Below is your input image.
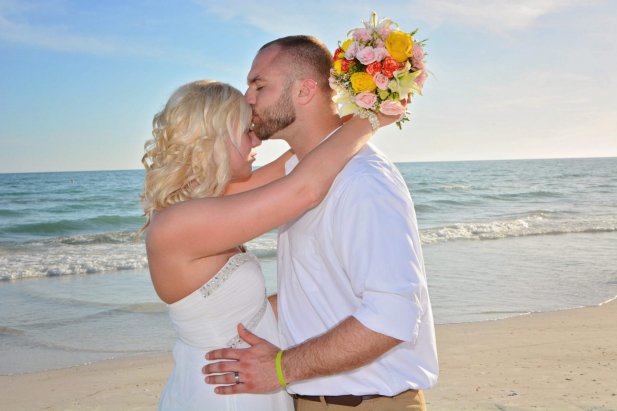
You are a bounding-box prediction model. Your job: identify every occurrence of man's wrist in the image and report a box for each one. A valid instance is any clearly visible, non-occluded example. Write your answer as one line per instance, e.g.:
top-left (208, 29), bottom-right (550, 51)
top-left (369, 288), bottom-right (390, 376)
top-left (275, 350), bottom-right (287, 387)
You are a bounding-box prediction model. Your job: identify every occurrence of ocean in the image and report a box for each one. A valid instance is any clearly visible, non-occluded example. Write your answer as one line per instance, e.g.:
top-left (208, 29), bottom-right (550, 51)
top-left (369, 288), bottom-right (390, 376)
top-left (1, 157), bottom-right (616, 374)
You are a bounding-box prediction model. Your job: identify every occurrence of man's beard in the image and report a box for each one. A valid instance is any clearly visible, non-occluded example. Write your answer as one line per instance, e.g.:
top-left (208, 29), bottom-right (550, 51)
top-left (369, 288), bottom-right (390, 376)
top-left (252, 84), bottom-right (296, 141)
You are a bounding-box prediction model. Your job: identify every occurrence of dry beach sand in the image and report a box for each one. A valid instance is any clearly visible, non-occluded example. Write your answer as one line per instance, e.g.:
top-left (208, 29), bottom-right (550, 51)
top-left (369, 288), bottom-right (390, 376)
top-left (2, 300), bottom-right (616, 411)
top-left (426, 298), bottom-right (617, 410)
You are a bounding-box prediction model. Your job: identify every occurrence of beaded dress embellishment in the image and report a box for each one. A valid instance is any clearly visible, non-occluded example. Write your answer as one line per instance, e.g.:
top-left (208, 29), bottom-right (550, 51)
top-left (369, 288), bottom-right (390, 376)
top-left (199, 252), bottom-right (256, 298)
top-left (226, 299), bottom-right (268, 348)
top-left (198, 252), bottom-right (268, 348)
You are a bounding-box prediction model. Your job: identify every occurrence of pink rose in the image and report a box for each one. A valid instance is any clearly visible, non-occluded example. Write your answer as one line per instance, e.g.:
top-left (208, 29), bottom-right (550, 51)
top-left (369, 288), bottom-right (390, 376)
top-left (416, 70), bottom-right (428, 90)
top-left (344, 41), bottom-right (360, 59)
top-left (374, 38), bottom-right (385, 48)
top-left (414, 58), bottom-right (425, 71)
top-left (374, 72), bottom-right (389, 90)
top-left (412, 42), bottom-right (425, 69)
top-left (380, 99), bottom-right (406, 116)
top-left (355, 91), bottom-right (377, 109)
top-left (356, 46), bottom-right (376, 65)
top-left (373, 47), bottom-right (389, 62)
top-left (353, 28), bottom-right (372, 42)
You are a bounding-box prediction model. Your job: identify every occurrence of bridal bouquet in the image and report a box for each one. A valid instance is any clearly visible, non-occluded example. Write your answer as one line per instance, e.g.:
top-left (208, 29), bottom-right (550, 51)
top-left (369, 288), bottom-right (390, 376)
top-left (329, 12), bottom-right (427, 129)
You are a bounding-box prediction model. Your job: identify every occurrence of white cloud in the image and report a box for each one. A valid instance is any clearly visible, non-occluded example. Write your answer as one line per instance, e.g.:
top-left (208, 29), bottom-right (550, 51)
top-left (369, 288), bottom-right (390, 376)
top-left (197, 0), bottom-right (604, 35)
top-left (194, 0), bottom-right (409, 37)
top-left (0, 17), bottom-right (117, 54)
top-left (195, 0), bottom-right (337, 35)
top-left (0, 2), bottom-right (161, 57)
top-left (415, 0), bottom-right (598, 32)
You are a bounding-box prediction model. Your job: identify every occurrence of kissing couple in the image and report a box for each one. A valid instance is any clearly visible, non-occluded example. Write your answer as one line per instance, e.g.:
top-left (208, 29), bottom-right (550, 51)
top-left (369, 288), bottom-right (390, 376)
top-left (141, 35), bottom-right (438, 411)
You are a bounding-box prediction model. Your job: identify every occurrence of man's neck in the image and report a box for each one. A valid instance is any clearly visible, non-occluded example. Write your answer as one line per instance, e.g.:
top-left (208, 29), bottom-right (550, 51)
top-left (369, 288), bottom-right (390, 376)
top-left (283, 114), bottom-right (344, 160)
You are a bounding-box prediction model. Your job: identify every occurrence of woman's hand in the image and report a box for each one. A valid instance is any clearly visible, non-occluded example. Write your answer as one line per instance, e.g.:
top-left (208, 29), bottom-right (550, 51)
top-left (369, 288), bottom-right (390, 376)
top-left (341, 98), bottom-right (410, 130)
top-left (376, 98), bottom-right (410, 128)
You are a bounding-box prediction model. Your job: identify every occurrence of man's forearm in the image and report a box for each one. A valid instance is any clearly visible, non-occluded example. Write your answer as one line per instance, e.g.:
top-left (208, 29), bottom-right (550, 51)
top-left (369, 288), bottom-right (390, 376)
top-left (281, 316), bottom-right (401, 383)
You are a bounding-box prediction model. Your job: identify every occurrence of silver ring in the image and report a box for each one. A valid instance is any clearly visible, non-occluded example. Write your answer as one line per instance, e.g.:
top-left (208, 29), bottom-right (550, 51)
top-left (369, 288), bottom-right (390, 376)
top-left (234, 371), bottom-right (240, 384)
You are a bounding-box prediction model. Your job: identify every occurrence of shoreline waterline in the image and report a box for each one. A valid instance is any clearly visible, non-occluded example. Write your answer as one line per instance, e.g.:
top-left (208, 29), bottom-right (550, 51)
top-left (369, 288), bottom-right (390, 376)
top-left (1, 261), bottom-right (615, 377)
top-left (0, 295), bottom-right (610, 377)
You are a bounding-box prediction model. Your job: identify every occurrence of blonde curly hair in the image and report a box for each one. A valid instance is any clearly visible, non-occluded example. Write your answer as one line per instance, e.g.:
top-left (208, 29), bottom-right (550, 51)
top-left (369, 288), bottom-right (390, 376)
top-left (140, 80), bottom-right (251, 233)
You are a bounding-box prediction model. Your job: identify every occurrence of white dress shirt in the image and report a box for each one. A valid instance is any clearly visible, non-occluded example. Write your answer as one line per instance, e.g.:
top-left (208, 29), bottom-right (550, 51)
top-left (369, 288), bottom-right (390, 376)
top-left (277, 141), bottom-right (439, 396)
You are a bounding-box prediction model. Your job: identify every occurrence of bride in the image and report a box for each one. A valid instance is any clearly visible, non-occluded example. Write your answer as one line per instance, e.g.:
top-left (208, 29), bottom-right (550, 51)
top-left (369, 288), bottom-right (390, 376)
top-left (140, 80), bottom-right (393, 410)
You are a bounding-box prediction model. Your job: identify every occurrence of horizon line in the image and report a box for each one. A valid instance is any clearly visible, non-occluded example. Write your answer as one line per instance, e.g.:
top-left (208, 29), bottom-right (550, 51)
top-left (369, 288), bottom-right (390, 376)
top-left (1, 155), bottom-right (616, 175)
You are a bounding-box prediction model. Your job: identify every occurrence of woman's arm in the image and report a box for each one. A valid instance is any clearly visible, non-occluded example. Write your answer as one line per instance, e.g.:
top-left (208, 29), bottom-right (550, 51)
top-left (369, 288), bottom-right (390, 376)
top-left (224, 149), bottom-right (294, 195)
top-left (147, 114), bottom-right (393, 260)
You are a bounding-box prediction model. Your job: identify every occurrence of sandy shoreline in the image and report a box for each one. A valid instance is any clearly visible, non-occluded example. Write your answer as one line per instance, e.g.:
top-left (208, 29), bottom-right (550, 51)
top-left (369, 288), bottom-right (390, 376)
top-left (2, 301), bottom-right (616, 411)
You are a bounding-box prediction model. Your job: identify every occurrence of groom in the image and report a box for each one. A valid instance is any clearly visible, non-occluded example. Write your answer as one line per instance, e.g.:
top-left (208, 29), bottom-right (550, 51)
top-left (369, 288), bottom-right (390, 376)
top-left (204, 35), bottom-right (438, 410)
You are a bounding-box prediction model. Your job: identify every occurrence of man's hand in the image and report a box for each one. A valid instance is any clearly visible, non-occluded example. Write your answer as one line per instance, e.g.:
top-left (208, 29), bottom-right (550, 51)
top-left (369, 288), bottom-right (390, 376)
top-left (203, 324), bottom-right (280, 394)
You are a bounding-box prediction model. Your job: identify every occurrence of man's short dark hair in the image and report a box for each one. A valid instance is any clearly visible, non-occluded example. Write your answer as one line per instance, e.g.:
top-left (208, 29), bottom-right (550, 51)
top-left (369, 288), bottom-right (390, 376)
top-left (260, 35), bottom-right (333, 93)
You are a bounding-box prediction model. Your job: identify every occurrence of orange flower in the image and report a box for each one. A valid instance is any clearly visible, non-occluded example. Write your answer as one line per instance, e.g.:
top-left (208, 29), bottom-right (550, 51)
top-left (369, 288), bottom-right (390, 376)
top-left (365, 61), bottom-right (382, 76)
top-left (382, 56), bottom-right (401, 78)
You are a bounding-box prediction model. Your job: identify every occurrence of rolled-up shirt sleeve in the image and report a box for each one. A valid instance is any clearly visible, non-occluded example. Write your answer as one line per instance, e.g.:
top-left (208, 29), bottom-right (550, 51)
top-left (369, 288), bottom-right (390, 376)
top-left (332, 173), bottom-right (428, 343)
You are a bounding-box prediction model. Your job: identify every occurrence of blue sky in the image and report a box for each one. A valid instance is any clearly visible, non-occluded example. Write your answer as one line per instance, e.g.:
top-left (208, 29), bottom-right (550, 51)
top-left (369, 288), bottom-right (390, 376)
top-left (1, 0), bottom-right (616, 173)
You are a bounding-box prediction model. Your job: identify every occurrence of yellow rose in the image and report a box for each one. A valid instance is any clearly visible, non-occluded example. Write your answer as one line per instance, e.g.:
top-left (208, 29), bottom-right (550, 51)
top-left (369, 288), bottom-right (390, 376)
top-left (341, 38), bottom-right (353, 51)
top-left (385, 31), bottom-right (413, 63)
top-left (350, 72), bottom-right (376, 93)
top-left (334, 59), bottom-right (343, 74)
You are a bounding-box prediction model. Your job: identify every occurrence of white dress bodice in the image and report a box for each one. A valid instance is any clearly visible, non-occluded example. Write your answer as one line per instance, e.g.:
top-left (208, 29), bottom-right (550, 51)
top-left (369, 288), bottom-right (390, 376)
top-left (168, 252), bottom-right (269, 350)
top-left (158, 252), bottom-right (293, 411)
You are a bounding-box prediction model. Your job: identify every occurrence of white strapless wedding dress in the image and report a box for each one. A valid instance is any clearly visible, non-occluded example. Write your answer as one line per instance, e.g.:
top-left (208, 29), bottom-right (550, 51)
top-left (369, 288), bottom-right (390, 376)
top-left (159, 252), bottom-right (293, 411)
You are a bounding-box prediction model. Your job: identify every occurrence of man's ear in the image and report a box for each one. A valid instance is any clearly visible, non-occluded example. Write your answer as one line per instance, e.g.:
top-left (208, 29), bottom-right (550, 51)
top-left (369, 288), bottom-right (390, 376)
top-left (296, 79), bottom-right (318, 105)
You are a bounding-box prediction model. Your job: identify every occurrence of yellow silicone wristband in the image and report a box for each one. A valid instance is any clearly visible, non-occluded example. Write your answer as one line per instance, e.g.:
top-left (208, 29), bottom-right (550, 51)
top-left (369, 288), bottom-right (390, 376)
top-left (275, 350), bottom-right (287, 387)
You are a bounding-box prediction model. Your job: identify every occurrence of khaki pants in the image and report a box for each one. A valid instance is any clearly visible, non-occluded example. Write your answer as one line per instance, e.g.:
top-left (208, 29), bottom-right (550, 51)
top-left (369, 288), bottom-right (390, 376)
top-left (295, 389), bottom-right (426, 411)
